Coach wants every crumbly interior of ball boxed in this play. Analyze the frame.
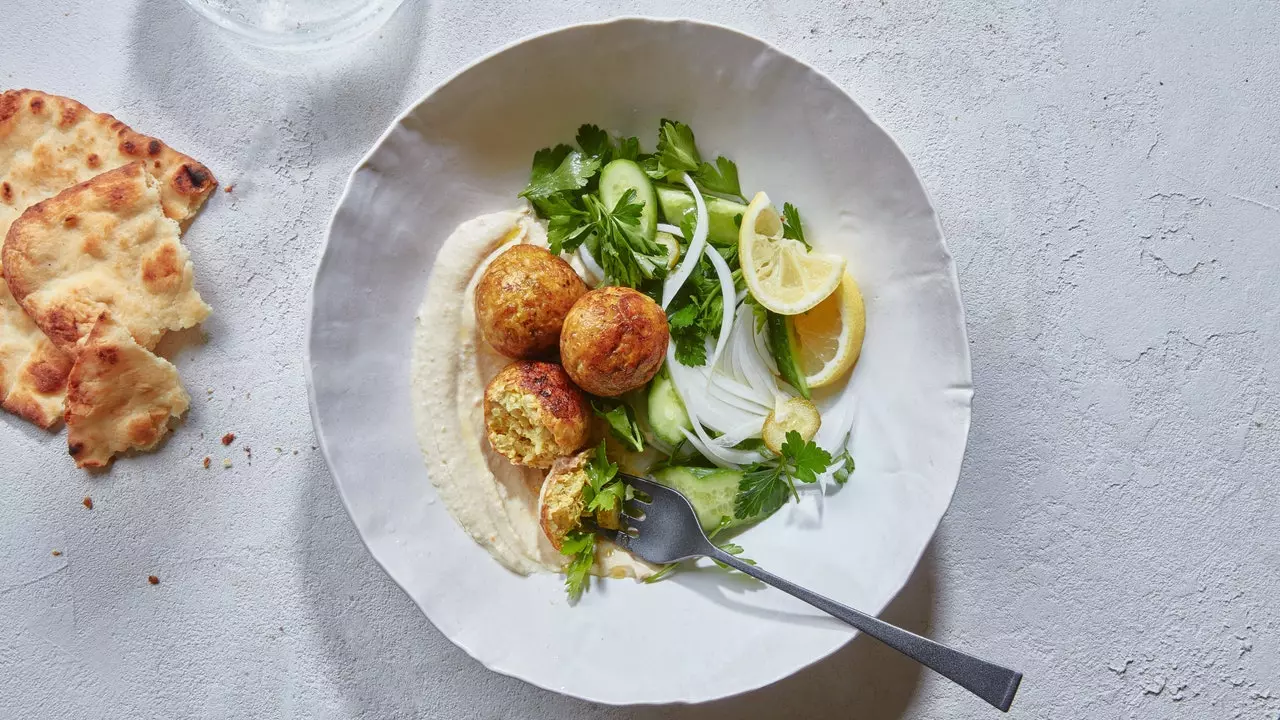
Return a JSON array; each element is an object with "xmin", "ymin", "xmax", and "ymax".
[
  {"xmin": 487, "ymin": 391, "xmax": 558, "ymax": 466},
  {"xmin": 541, "ymin": 465, "xmax": 588, "ymax": 545}
]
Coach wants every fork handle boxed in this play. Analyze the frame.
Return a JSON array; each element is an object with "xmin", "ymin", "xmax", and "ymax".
[{"xmin": 708, "ymin": 549, "xmax": 1022, "ymax": 712}]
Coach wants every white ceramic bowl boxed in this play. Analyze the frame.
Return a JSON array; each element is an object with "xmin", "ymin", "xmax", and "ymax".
[{"xmin": 308, "ymin": 17, "xmax": 971, "ymax": 705}]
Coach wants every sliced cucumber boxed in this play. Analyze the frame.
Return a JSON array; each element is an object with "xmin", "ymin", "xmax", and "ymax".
[
  {"xmin": 765, "ymin": 311, "xmax": 811, "ymax": 399},
  {"xmin": 647, "ymin": 370, "xmax": 692, "ymax": 446},
  {"xmin": 654, "ymin": 186, "xmax": 747, "ymax": 247},
  {"xmin": 650, "ymin": 466, "xmax": 745, "ymax": 531},
  {"xmin": 599, "ymin": 159, "xmax": 657, "ymax": 243}
]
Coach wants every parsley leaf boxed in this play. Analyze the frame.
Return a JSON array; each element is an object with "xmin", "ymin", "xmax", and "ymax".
[
  {"xmin": 706, "ymin": 515, "xmax": 734, "ymax": 539},
  {"xmin": 585, "ymin": 440, "xmax": 618, "ymax": 496},
  {"xmin": 735, "ymin": 463, "xmax": 793, "ymax": 519},
  {"xmin": 643, "ymin": 561, "xmax": 680, "ymax": 584},
  {"xmin": 588, "ymin": 481, "xmax": 626, "ymax": 515},
  {"xmin": 543, "ymin": 195, "xmax": 591, "ymax": 254},
  {"xmin": 528, "ymin": 144, "xmax": 573, "ymax": 184},
  {"xmin": 667, "ymin": 303, "xmax": 698, "ymax": 330},
  {"xmin": 665, "ymin": 253, "xmax": 729, "ymax": 367},
  {"xmin": 520, "ymin": 149, "xmax": 601, "ymax": 201},
  {"xmin": 592, "ymin": 400, "xmax": 645, "ymax": 452},
  {"xmin": 575, "ymin": 124, "xmax": 612, "ymax": 163},
  {"xmin": 694, "ymin": 156, "xmax": 744, "ymax": 201},
  {"xmin": 671, "ymin": 333, "xmax": 707, "ymax": 368},
  {"xmin": 583, "ymin": 439, "xmax": 626, "ymax": 515},
  {"xmin": 782, "ymin": 430, "xmax": 832, "ymax": 484},
  {"xmin": 832, "ymin": 449, "xmax": 855, "ymax": 485},
  {"xmin": 711, "ymin": 542, "xmax": 758, "ymax": 570},
  {"xmin": 648, "ymin": 119, "xmax": 702, "ymax": 181},
  {"xmin": 585, "ymin": 190, "xmax": 668, "ymax": 287},
  {"xmin": 734, "ymin": 431, "xmax": 833, "ymax": 519},
  {"xmin": 782, "ymin": 202, "xmax": 810, "ymax": 249},
  {"xmin": 615, "ymin": 136, "xmax": 642, "ymax": 161},
  {"xmin": 560, "ymin": 530, "xmax": 596, "ymax": 601},
  {"xmin": 574, "ymin": 125, "xmax": 642, "ymax": 165},
  {"xmin": 544, "ymin": 186, "xmax": 668, "ymax": 283}
]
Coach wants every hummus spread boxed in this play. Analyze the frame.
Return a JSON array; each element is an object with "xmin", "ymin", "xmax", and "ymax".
[{"xmin": 411, "ymin": 209, "xmax": 654, "ymax": 580}]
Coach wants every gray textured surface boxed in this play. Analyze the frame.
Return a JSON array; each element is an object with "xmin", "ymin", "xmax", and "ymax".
[{"xmin": 2, "ymin": 1, "xmax": 1277, "ymax": 718}]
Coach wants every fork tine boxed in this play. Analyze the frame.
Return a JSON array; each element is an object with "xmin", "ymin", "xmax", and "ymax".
[
  {"xmin": 621, "ymin": 472, "xmax": 694, "ymax": 512},
  {"xmin": 589, "ymin": 523, "xmax": 631, "ymax": 551},
  {"xmin": 620, "ymin": 474, "xmax": 678, "ymax": 504},
  {"xmin": 619, "ymin": 472, "xmax": 662, "ymax": 494}
]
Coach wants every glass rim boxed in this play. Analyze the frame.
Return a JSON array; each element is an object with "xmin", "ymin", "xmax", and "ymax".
[{"xmin": 178, "ymin": 0, "xmax": 408, "ymax": 50}]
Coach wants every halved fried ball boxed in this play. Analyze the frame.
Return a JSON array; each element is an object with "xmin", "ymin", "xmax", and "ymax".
[
  {"xmin": 483, "ymin": 360, "xmax": 590, "ymax": 468},
  {"xmin": 560, "ymin": 286, "xmax": 669, "ymax": 397},
  {"xmin": 538, "ymin": 449, "xmax": 623, "ymax": 549},
  {"xmin": 537, "ymin": 451, "xmax": 590, "ymax": 549},
  {"xmin": 475, "ymin": 244, "xmax": 587, "ymax": 359}
]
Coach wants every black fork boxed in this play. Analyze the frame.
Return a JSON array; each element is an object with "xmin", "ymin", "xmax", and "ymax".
[{"xmin": 593, "ymin": 473, "xmax": 1023, "ymax": 712}]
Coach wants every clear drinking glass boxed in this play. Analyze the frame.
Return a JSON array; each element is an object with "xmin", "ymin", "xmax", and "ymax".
[{"xmin": 181, "ymin": 0, "xmax": 408, "ymax": 50}]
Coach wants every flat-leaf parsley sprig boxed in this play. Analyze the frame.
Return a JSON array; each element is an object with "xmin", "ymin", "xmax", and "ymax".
[
  {"xmin": 560, "ymin": 530, "xmax": 596, "ymax": 601},
  {"xmin": 561, "ymin": 441, "xmax": 630, "ymax": 601},
  {"xmin": 644, "ymin": 119, "xmax": 746, "ymax": 202},
  {"xmin": 734, "ymin": 430, "xmax": 833, "ymax": 519},
  {"xmin": 592, "ymin": 400, "xmax": 645, "ymax": 452}
]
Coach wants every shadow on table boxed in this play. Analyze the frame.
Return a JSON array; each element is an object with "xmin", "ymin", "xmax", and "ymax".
[
  {"xmin": 296, "ymin": 469, "xmax": 935, "ymax": 720},
  {"xmin": 639, "ymin": 548, "xmax": 935, "ymax": 720}
]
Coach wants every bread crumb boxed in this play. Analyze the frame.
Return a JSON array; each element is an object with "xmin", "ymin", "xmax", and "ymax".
[
  {"xmin": 221, "ymin": 432, "xmax": 236, "ymax": 445},
  {"xmin": 224, "ymin": 184, "xmax": 235, "ymax": 193},
  {"xmin": 82, "ymin": 496, "xmax": 93, "ymax": 510},
  {"xmin": 222, "ymin": 459, "xmax": 232, "ymax": 469},
  {"xmin": 202, "ymin": 456, "xmax": 211, "ymax": 468},
  {"xmin": 148, "ymin": 575, "xmax": 159, "ymax": 585},
  {"xmin": 52, "ymin": 550, "xmax": 62, "ymax": 557}
]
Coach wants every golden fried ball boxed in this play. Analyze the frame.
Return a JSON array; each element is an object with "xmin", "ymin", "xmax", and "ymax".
[
  {"xmin": 560, "ymin": 286, "xmax": 669, "ymax": 397},
  {"xmin": 475, "ymin": 244, "xmax": 588, "ymax": 360},
  {"xmin": 483, "ymin": 361, "xmax": 590, "ymax": 468}
]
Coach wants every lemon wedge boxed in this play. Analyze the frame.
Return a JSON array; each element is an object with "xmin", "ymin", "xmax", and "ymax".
[
  {"xmin": 656, "ymin": 231, "xmax": 681, "ymax": 271},
  {"xmin": 792, "ymin": 271, "xmax": 866, "ymax": 388},
  {"xmin": 762, "ymin": 396, "xmax": 822, "ymax": 454},
  {"xmin": 739, "ymin": 191, "xmax": 845, "ymax": 315}
]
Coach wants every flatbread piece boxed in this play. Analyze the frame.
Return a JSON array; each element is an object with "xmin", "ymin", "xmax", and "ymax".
[
  {"xmin": 0, "ymin": 89, "xmax": 216, "ymax": 228},
  {"xmin": 65, "ymin": 315, "xmax": 190, "ymax": 469},
  {"xmin": 0, "ymin": 88, "xmax": 215, "ymax": 427},
  {"xmin": 4, "ymin": 161, "xmax": 211, "ymax": 353},
  {"xmin": 0, "ymin": 306, "xmax": 71, "ymax": 427}
]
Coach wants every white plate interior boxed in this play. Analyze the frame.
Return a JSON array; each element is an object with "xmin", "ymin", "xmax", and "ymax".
[{"xmin": 308, "ymin": 17, "xmax": 971, "ymax": 705}]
